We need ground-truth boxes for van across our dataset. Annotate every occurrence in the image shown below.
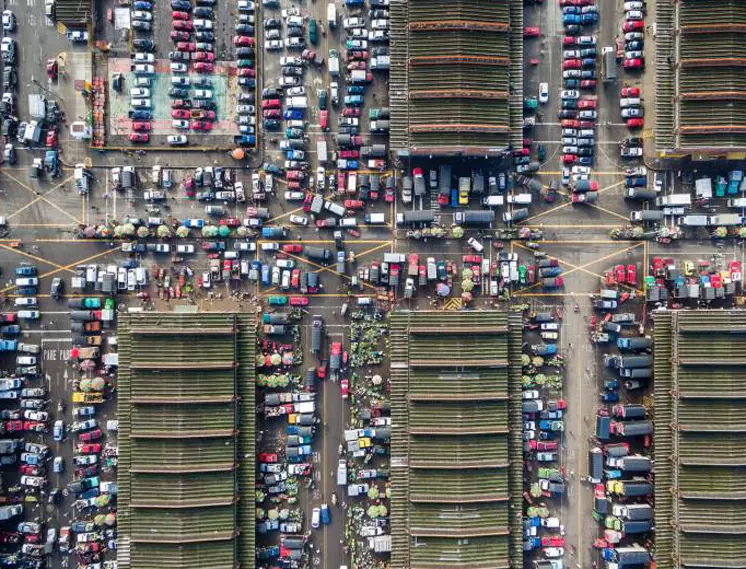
[205,205,224,216]
[324,200,346,217]
[467,237,484,252]
[507,193,532,205]
[482,195,505,207]
[364,213,385,224]
[311,315,323,353]
[135,267,147,286]
[678,215,710,227]
[630,210,664,222]
[337,459,347,485]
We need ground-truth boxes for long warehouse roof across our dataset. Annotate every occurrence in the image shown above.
[389,0,523,156]
[117,313,256,569]
[656,0,746,154]
[654,311,746,569]
[390,311,523,569]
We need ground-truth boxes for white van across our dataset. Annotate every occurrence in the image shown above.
[482,195,505,207]
[364,213,386,225]
[507,193,532,204]
[467,237,484,252]
[135,267,147,286]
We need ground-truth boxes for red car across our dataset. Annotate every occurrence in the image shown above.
[78,429,102,442]
[289,296,309,306]
[626,264,636,285]
[347,60,366,70]
[191,121,212,131]
[316,363,327,380]
[219,218,241,227]
[563,36,577,46]
[238,68,255,77]
[0,313,15,323]
[541,536,565,547]
[347,50,368,60]
[339,150,359,159]
[78,543,102,554]
[621,87,640,97]
[340,379,349,399]
[262,99,281,109]
[615,264,626,284]
[561,154,578,164]
[626,118,644,128]
[580,80,596,89]
[623,58,643,69]
[172,109,190,119]
[4,420,22,433]
[172,10,189,19]
[263,109,281,120]
[173,20,193,30]
[45,130,57,148]
[291,269,301,289]
[129,133,149,143]
[194,51,215,61]
[730,260,742,282]
[385,185,395,202]
[23,421,45,432]
[524,26,540,37]
[258,452,278,463]
[286,170,304,181]
[233,35,254,46]
[172,99,191,108]
[344,199,364,209]
[282,243,303,254]
[529,440,559,451]
[171,30,190,40]
[132,121,151,131]
[78,444,101,454]
[578,99,596,109]
[342,107,360,117]
[177,42,196,52]
[623,19,644,32]
[563,59,581,69]
[561,119,580,128]
[193,62,214,72]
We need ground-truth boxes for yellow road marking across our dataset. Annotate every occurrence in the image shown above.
[0,171,82,224]
[6,175,76,222]
[519,180,626,225]
[0,244,74,275]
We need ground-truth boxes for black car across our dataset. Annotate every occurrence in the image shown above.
[133,38,155,51]
[194,6,213,16]
[238,93,255,103]
[264,17,281,28]
[192,77,213,88]
[193,99,217,110]
[197,0,216,4]
[287,25,303,37]
[558,110,577,119]
[282,67,303,76]
[263,119,281,130]
[238,77,255,87]
[128,109,152,120]
[3,68,17,90]
[168,87,189,98]
[236,47,254,57]
[195,31,214,41]
[235,24,254,34]
[372,46,388,56]
[262,87,281,98]
[577,147,594,157]
[168,51,190,61]
[580,70,596,79]
[2,117,17,137]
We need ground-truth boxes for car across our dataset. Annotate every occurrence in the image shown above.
[524,26,540,36]
[623,19,644,32]
[623,58,643,69]
[191,121,212,131]
[132,10,152,20]
[132,121,151,131]
[312,507,320,528]
[538,82,549,104]
[173,19,193,30]
[626,118,644,128]
[167,135,188,145]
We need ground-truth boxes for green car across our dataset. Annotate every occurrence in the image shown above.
[237,59,254,68]
[267,296,288,306]
[309,19,318,45]
[524,97,538,110]
[519,265,527,285]
[168,87,189,98]
[83,298,101,309]
[104,298,115,310]
[715,176,727,197]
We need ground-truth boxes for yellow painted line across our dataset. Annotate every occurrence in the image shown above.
[0,244,74,274]
[10,224,78,228]
[6,175,76,222]
[258,292,371,298]
[513,292,596,297]
[524,224,622,229]
[541,171,626,176]
[514,241,603,280]
[536,240,634,245]
[585,202,630,222]
[258,240,390,244]
[0,171,82,224]
[519,180,626,225]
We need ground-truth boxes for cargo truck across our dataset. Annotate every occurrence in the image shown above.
[612,404,646,420]
[616,337,652,352]
[630,210,664,223]
[604,354,652,369]
[395,210,435,225]
[611,504,653,521]
[610,420,653,437]
[655,193,691,207]
[311,315,324,354]
[606,479,652,497]
[454,210,495,226]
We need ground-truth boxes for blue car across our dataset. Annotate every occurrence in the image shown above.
[134,1,152,8]
[563,14,581,25]
[15,287,37,296]
[283,110,304,120]
[344,95,364,106]
[234,135,256,146]
[0,340,17,351]
[171,0,191,9]
[0,325,20,336]
[14,266,36,277]
[286,149,304,160]
[581,12,599,24]
[129,109,152,120]
[578,156,594,166]
[450,189,458,208]
[562,6,580,14]
[347,85,365,95]
[320,504,330,525]
[261,264,271,285]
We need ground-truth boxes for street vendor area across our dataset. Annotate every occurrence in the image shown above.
[389,311,524,568]
[116,313,256,569]
[107,58,239,139]
[653,310,746,569]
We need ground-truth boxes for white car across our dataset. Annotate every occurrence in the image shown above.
[194,89,213,98]
[265,40,283,50]
[626,9,644,20]
[560,90,579,100]
[286,15,303,26]
[237,0,254,10]
[131,98,151,108]
[167,135,188,145]
[286,86,305,96]
[202,272,211,288]
[236,104,255,113]
[289,215,308,226]
[281,7,300,17]
[538,82,549,104]
[522,390,540,400]
[466,237,484,252]
[280,76,301,87]
[133,52,154,63]
[14,297,37,306]
[172,120,189,129]
[280,56,303,66]
[368,30,388,41]
[132,10,152,20]
[133,64,155,75]
[371,19,389,29]
[171,62,187,73]
[15,277,38,287]
[311,507,320,529]
[171,76,189,86]
[284,191,305,201]
[343,17,365,29]
[193,19,213,29]
[177,244,195,254]
[623,1,643,9]
[285,37,305,48]
[130,87,150,97]
[2,10,15,32]
[563,49,580,59]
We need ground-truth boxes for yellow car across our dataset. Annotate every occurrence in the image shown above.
[459,188,469,205]
[683,260,694,276]
[358,437,372,448]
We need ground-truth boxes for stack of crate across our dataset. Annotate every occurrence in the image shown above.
[91,76,106,148]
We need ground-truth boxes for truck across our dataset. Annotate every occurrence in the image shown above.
[327,2,336,27]
[602,47,617,82]
[317,139,328,164]
[630,210,664,223]
[711,213,743,226]
[28,94,46,120]
[616,337,652,352]
[618,455,652,472]
[305,246,332,262]
[337,459,347,485]
[396,210,435,225]
[454,210,495,226]
[329,53,340,76]
[606,479,652,497]
[655,193,691,207]
[612,404,646,420]
[619,367,651,379]
[625,188,656,201]
[610,420,653,437]
[589,447,603,483]
[286,97,308,109]
[503,208,530,223]
[360,144,386,158]
[612,504,653,521]
[604,354,652,369]
[311,315,324,354]
[603,546,650,566]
